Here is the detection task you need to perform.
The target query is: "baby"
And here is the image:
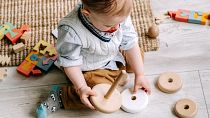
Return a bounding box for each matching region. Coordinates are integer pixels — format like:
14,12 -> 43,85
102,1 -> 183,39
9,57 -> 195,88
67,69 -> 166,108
36,0 -> 151,117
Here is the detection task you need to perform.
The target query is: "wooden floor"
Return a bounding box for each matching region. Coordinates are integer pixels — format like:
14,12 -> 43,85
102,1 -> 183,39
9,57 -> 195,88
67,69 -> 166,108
1,0 -> 210,118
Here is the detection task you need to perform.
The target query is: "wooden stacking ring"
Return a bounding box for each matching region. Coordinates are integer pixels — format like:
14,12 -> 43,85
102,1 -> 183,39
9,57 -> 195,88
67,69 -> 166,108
121,89 -> 148,113
90,70 -> 127,113
157,72 -> 183,93
174,98 -> 198,118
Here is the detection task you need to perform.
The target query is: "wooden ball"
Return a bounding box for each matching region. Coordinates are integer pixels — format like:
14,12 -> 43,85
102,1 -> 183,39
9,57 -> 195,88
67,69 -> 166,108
174,98 -> 198,118
157,72 -> 183,93
90,84 -> 122,113
121,89 -> 148,113
148,25 -> 159,38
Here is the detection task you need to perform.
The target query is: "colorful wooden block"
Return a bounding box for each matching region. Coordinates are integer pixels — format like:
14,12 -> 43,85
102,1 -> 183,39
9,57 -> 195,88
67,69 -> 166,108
12,42 -> 25,53
0,55 -> 11,66
25,51 -> 41,65
0,22 -> 16,40
168,11 -> 176,18
37,56 -> 55,72
43,55 -> 58,65
5,24 -> 30,44
201,13 -> 209,25
31,69 -> 42,76
17,60 -> 36,77
175,9 -> 190,22
20,31 -> 31,44
188,11 -> 203,24
33,40 -> 57,56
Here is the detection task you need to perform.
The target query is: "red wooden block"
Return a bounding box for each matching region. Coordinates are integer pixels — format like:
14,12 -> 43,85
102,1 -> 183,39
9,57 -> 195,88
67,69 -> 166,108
175,9 -> 190,22
168,11 -> 176,18
17,60 -> 35,77
32,69 -> 42,76
5,24 -> 30,44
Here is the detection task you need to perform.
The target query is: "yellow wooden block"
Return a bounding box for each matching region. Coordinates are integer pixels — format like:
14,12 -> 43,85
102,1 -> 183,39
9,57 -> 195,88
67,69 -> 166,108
201,13 -> 209,25
33,40 -> 57,56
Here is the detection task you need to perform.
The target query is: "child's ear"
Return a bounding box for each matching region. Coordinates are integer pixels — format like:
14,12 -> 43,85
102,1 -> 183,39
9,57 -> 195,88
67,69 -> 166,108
81,8 -> 91,17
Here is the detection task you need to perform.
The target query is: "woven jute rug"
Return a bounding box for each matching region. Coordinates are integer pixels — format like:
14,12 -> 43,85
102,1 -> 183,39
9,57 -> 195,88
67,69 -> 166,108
0,0 -> 158,67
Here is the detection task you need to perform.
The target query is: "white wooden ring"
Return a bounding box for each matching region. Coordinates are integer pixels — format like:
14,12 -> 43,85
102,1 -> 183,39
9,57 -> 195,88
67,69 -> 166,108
121,88 -> 148,113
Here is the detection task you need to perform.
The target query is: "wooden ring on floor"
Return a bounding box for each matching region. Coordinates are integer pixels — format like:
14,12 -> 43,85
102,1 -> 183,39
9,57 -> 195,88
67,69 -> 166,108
174,98 -> 198,118
90,84 -> 122,113
121,89 -> 148,113
157,72 -> 183,93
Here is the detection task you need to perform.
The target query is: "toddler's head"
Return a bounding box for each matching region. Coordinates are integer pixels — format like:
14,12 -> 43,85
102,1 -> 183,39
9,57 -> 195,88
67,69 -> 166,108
81,0 -> 133,32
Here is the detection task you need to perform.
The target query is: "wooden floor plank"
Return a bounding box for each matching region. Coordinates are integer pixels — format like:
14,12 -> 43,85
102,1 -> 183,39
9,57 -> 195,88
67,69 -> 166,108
0,71 -> 208,118
0,67 -> 68,90
199,70 -> 210,118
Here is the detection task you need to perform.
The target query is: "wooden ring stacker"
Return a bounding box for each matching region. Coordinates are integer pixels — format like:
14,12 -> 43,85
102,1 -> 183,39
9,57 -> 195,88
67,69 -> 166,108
174,98 -> 198,118
121,89 -> 148,113
157,72 -> 183,93
90,70 -> 128,113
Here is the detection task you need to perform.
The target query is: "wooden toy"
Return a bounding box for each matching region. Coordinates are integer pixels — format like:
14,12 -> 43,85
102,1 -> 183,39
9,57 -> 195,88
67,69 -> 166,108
121,89 -> 148,113
157,72 -> 183,93
0,68 -> 7,80
0,55 -> 11,66
201,13 -> 209,25
0,22 -> 16,40
17,60 -> 36,77
25,51 -> 40,65
12,42 -> 25,53
33,40 -> 57,56
36,56 -> 55,72
174,98 -> 197,118
20,31 -> 31,44
175,9 -> 190,22
168,9 -> 210,25
31,69 -> 42,76
188,11 -> 203,24
148,25 -> 159,38
90,70 -> 127,113
5,24 -> 30,44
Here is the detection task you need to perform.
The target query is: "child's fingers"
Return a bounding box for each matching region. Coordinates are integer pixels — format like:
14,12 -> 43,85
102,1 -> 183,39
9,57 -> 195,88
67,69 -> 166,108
83,97 -> 95,110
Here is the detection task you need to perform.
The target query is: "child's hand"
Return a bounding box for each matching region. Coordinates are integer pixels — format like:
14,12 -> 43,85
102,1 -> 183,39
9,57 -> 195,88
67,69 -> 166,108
77,86 -> 96,110
133,75 -> 151,94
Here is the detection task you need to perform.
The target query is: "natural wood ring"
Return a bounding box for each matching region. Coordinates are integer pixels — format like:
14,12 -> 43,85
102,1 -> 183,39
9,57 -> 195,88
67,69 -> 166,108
174,98 -> 198,118
90,84 -> 122,113
157,72 -> 183,93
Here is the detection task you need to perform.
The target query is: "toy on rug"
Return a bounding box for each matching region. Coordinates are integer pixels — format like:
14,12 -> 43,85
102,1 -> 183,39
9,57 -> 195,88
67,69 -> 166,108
16,40 -> 57,77
148,24 -> 159,38
174,98 -> 198,118
90,70 -> 127,113
0,22 -> 31,55
168,9 -> 210,25
0,22 -> 30,44
0,55 -> 11,66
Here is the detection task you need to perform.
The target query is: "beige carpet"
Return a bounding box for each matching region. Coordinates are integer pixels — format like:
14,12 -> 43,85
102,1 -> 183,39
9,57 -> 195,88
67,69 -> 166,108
0,0 -> 158,66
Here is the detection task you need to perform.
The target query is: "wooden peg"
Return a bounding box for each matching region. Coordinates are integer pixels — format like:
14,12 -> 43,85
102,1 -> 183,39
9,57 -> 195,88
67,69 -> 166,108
90,70 -> 128,113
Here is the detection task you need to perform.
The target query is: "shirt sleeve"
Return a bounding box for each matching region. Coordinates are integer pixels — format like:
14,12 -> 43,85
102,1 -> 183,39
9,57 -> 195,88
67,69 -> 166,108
56,25 -> 83,67
119,16 -> 138,50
